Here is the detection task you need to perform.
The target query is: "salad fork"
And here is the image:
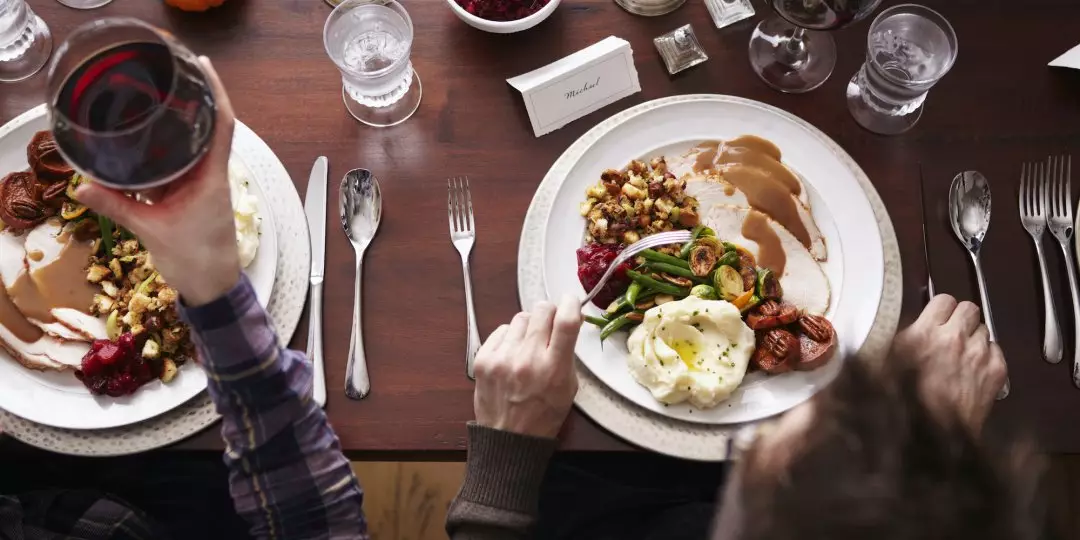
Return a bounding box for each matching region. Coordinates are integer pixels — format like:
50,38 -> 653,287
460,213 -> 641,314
1019,161 -> 1063,364
1045,155 -> 1080,388
448,177 -> 480,380
580,230 -> 693,307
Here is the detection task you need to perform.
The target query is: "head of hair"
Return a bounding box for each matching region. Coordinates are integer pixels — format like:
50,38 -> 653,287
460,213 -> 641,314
734,353 -> 1045,540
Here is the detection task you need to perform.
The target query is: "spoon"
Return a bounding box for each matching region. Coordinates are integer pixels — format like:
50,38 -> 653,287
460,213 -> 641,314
340,169 -> 382,400
949,171 -> 1009,400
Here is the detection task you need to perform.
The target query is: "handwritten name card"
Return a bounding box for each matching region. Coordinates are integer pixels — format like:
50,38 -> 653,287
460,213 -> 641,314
507,36 -> 641,137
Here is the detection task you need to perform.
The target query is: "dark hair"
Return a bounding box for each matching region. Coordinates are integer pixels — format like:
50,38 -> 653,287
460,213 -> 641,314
735,355 -> 1045,540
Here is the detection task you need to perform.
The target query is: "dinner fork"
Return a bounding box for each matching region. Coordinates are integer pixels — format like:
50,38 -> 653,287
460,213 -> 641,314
1044,155 -> 1080,388
580,230 -> 693,307
1019,161 -> 1063,364
448,177 -> 480,380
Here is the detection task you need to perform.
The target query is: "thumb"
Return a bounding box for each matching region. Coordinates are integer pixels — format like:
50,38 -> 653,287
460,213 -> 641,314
75,184 -> 150,235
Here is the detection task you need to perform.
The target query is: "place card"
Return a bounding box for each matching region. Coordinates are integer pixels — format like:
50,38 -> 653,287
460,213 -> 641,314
1050,43 -> 1080,70
507,36 -> 641,137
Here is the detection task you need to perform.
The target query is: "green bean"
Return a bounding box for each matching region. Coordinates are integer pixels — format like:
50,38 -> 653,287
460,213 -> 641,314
639,249 -> 691,269
646,262 -> 696,279
585,315 -> 609,328
98,215 -> 114,256
626,270 -> 690,297
600,314 -> 635,340
678,225 -> 706,259
717,251 -> 739,268
626,281 -> 643,305
605,294 -> 630,316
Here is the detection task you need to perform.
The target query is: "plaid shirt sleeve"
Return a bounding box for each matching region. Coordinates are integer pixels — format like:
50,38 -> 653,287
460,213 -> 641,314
179,275 -> 369,540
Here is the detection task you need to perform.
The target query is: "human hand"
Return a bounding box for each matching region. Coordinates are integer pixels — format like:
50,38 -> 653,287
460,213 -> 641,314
473,296 -> 583,438
75,57 -> 239,307
892,294 -> 1007,432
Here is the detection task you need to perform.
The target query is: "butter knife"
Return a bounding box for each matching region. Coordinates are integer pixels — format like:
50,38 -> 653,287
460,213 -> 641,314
918,164 -> 935,300
305,157 -> 329,408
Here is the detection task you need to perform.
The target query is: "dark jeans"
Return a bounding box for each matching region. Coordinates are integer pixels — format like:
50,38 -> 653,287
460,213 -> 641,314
0,439 -> 250,540
536,452 -> 729,540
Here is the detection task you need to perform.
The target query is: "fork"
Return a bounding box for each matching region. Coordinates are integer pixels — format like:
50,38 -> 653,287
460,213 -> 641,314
581,230 -> 693,307
1019,161 -> 1063,364
1044,155 -> 1080,387
448,177 -> 480,380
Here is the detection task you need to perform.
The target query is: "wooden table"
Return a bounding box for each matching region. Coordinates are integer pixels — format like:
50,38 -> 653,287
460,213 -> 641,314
5,0 -> 1080,457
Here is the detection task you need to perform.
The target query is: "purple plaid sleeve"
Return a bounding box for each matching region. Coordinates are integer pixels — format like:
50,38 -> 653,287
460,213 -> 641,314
179,275 -> 368,540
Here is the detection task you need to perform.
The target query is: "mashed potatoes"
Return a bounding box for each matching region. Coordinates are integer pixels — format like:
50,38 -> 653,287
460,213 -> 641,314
626,296 -> 755,409
228,160 -> 261,268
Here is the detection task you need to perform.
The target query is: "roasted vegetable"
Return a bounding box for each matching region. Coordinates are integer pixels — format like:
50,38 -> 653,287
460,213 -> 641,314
714,265 -> 744,301
626,270 -> 689,297
716,250 -> 739,268
739,295 -> 762,314
600,313 -> 636,340
679,225 -> 707,259
585,315 -> 609,328
98,215 -> 114,256
659,273 -> 694,288
606,294 -> 631,316
689,244 -> 718,277
690,284 -> 718,300
105,310 -> 120,341
757,269 -> 783,300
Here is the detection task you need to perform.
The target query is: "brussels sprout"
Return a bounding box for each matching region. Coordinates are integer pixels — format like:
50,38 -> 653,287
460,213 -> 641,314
689,245 -> 718,277
714,265 -> 745,301
717,250 -> 739,268
757,269 -> 783,300
106,310 -> 120,341
690,284 -> 718,300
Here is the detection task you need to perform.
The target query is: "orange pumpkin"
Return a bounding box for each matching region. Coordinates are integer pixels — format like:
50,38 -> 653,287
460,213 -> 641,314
164,0 -> 226,12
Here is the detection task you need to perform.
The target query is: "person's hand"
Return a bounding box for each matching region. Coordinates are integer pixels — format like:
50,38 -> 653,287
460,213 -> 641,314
75,57 -> 239,307
473,296 -> 583,438
892,294 -> 1007,432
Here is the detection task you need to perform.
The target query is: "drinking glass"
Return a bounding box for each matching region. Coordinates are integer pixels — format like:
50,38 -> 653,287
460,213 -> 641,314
749,0 -> 883,93
46,18 -> 217,189
0,0 -> 52,83
55,0 -> 113,9
846,4 -> 957,135
324,0 -> 421,128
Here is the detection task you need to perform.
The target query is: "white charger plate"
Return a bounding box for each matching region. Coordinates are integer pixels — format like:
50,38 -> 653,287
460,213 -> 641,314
540,96 -> 884,425
0,105 -> 277,430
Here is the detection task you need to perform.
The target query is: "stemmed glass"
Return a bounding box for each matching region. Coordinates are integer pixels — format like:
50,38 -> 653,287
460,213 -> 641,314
55,0 -> 113,9
749,0 -> 883,93
46,18 -> 217,189
324,0 -> 421,127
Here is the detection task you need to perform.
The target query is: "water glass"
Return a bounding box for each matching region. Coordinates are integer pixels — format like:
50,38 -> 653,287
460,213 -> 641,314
0,0 -> 52,83
846,4 -> 957,135
324,0 -> 421,128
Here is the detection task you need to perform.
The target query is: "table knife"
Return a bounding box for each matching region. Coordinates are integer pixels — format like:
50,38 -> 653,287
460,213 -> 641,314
305,156 -> 329,408
918,164 -> 935,300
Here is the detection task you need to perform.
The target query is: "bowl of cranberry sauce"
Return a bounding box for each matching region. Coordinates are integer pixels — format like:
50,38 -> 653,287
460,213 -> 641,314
447,0 -> 560,33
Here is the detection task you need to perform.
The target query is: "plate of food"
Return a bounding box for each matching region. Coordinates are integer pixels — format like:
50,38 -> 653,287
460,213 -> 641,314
0,105 -> 277,430
539,96 -> 884,425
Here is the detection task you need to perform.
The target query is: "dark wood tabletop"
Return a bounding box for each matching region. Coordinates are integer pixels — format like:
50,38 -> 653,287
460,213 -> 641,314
4,0 -> 1080,457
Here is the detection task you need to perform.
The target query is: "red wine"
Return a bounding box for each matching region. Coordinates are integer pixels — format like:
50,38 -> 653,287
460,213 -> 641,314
51,41 -> 216,189
772,0 -> 880,31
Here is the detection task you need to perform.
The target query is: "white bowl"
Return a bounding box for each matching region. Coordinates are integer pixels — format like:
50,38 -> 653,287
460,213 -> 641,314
446,0 -> 561,33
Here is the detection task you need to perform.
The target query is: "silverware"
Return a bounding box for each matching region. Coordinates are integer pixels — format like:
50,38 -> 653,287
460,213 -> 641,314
918,164 -> 935,300
949,171 -> 1009,400
448,177 -> 480,380
579,230 -> 693,307
1019,160 -> 1063,364
304,156 -> 329,408
341,169 -> 382,400
1045,156 -> 1080,388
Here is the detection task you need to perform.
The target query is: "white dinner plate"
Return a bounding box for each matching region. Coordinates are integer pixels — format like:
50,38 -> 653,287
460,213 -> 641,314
0,105 -> 278,430
540,96 -> 884,424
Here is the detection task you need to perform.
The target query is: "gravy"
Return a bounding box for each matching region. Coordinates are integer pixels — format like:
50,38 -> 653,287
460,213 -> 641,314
8,236 -> 97,325
741,210 -> 786,275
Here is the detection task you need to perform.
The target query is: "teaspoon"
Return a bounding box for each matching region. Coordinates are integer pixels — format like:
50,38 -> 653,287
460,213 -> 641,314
341,169 -> 382,400
949,171 -> 1009,400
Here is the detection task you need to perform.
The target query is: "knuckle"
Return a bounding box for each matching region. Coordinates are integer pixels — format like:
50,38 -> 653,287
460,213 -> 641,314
554,309 -> 583,333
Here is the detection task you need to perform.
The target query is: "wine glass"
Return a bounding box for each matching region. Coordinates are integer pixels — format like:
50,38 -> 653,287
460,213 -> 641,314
54,0 -> 113,9
46,18 -> 217,189
749,0 -> 883,93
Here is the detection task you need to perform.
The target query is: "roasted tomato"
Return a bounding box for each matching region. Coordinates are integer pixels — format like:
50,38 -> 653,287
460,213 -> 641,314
746,300 -> 799,330
796,315 -> 837,371
752,328 -> 801,374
